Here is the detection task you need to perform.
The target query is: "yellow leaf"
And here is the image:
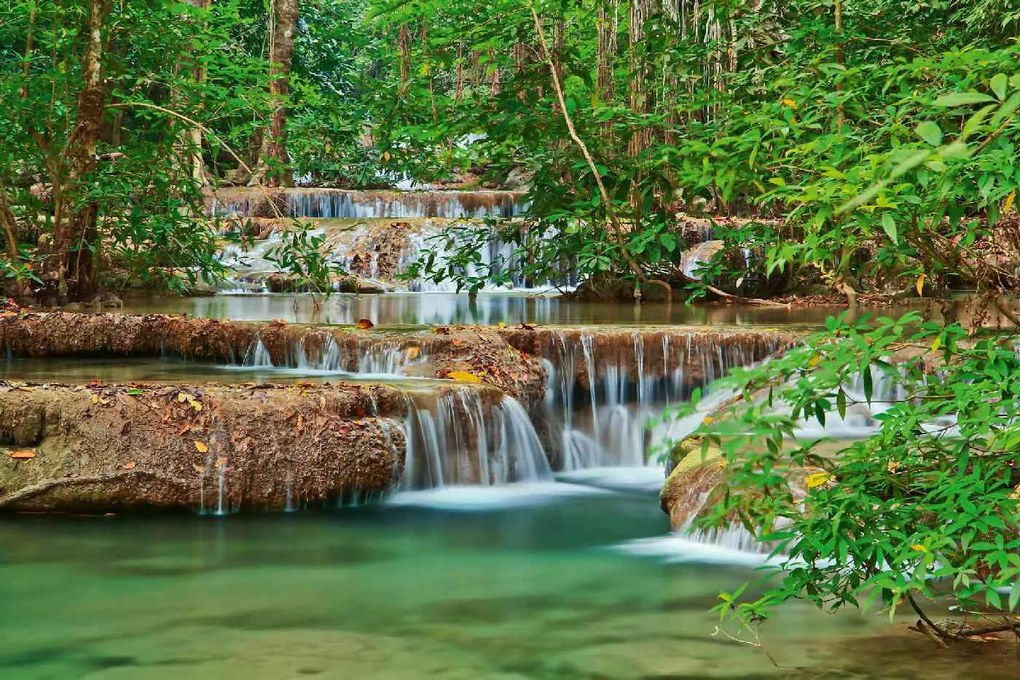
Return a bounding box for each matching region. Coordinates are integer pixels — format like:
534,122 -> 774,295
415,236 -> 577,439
808,354 -> 822,368
405,346 -> 421,360
497,321 -> 506,329
195,440 -> 209,454
782,97 -> 797,108
187,397 -> 203,412
911,544 -> 927,553
930,335 -> 942,352
1003,189 -> 1016,215
805,471 -> 834,489
9,449 -> 36,460
702,415 -> 715,425
91,394 -> 100,404
915,273 -> 927,297
446,370 -> 483,384
177,392 -> 189,403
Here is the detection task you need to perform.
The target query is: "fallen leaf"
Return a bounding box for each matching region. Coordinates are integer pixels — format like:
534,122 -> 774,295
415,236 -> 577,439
123,461 -> 137,470
91,394 -> 100,404
355,318 -> 374,330
405,345 -> 421,360
9,449 -> 36,460
446,370 -> 484,384
916,273 -> 927,297
177,392 -> 190,403
195,440 -> 209,453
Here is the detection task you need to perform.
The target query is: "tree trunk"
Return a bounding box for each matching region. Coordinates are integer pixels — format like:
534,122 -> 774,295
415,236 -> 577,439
596,0 -> 618,105
250,0 -> 299,187
185,0 -> 211,185
58,0 -> 109,302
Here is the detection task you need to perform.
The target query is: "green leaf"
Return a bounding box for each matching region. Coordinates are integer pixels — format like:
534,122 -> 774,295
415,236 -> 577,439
915,121 -> 942,147
990,73 -> 1008,101
933,92 -> 997,107
990,91 -> 1020,128
881,213 -> 898,244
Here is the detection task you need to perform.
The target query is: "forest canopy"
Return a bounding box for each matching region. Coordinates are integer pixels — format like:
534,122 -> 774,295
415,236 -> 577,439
1,0 -> 1017,303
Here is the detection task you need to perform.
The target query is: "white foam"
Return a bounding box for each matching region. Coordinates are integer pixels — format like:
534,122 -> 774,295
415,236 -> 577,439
385,481 -> 612,511
614,534 -> 777,567
556,466 -> 666,494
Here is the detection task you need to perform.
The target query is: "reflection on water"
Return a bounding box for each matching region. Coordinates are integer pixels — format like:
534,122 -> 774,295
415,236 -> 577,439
120,292 -> 876,327
0,356 -> 448,386
0,488 -> 903,680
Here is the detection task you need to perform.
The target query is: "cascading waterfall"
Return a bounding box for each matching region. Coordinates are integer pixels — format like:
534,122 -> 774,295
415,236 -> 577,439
238,333 -> 425,375
401,389 -> 552,489
208,189 -> 528,219
542,329 -> 779,471
401,224 -> 579,292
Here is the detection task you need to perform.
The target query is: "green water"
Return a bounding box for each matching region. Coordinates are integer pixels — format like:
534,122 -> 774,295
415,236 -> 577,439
1,487 -> 893,680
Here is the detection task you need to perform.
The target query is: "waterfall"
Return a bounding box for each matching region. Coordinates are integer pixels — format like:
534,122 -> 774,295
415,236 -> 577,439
401,224 -> 578,293
236,334 -> 426,375
242,338 -> 272,367
208,189 -> 528,219
542,329 -> 780,471
401,389 -> 552,489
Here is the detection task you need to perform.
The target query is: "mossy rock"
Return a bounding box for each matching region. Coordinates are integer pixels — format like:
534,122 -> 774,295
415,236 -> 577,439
659,436 -> 727,531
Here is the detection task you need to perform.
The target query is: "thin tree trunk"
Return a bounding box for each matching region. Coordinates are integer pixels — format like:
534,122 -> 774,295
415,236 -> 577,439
250,0 -> 299,187
398,23 -> 411,96
596,0 -> 618,106
186,0 -> 211,185
58,0 -> 109,301
834,0 -> 845,128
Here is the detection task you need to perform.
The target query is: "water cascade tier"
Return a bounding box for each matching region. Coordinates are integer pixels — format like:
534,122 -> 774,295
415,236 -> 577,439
1,313 -> 800,512
507,327 -> 797,470
208,188 -> 527,220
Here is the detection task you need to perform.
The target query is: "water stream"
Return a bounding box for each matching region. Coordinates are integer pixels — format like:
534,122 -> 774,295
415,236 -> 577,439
0,492 -> 961,680
3,190 -> 985,678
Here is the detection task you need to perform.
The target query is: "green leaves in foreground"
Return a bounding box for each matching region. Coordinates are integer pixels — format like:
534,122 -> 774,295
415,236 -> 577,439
661,313 -> 1020,630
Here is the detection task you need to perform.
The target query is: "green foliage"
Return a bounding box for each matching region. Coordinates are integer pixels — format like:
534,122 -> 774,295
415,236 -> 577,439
664,312 -> 1020,627
380,0 -> 1019,299
263,224 -> 347,294
0,0 -> 267,298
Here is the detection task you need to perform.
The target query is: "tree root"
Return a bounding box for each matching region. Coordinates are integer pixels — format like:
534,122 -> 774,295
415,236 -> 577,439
0,470 -> 190,509
672,270 -> 789,307
907,593 -> 1020,644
